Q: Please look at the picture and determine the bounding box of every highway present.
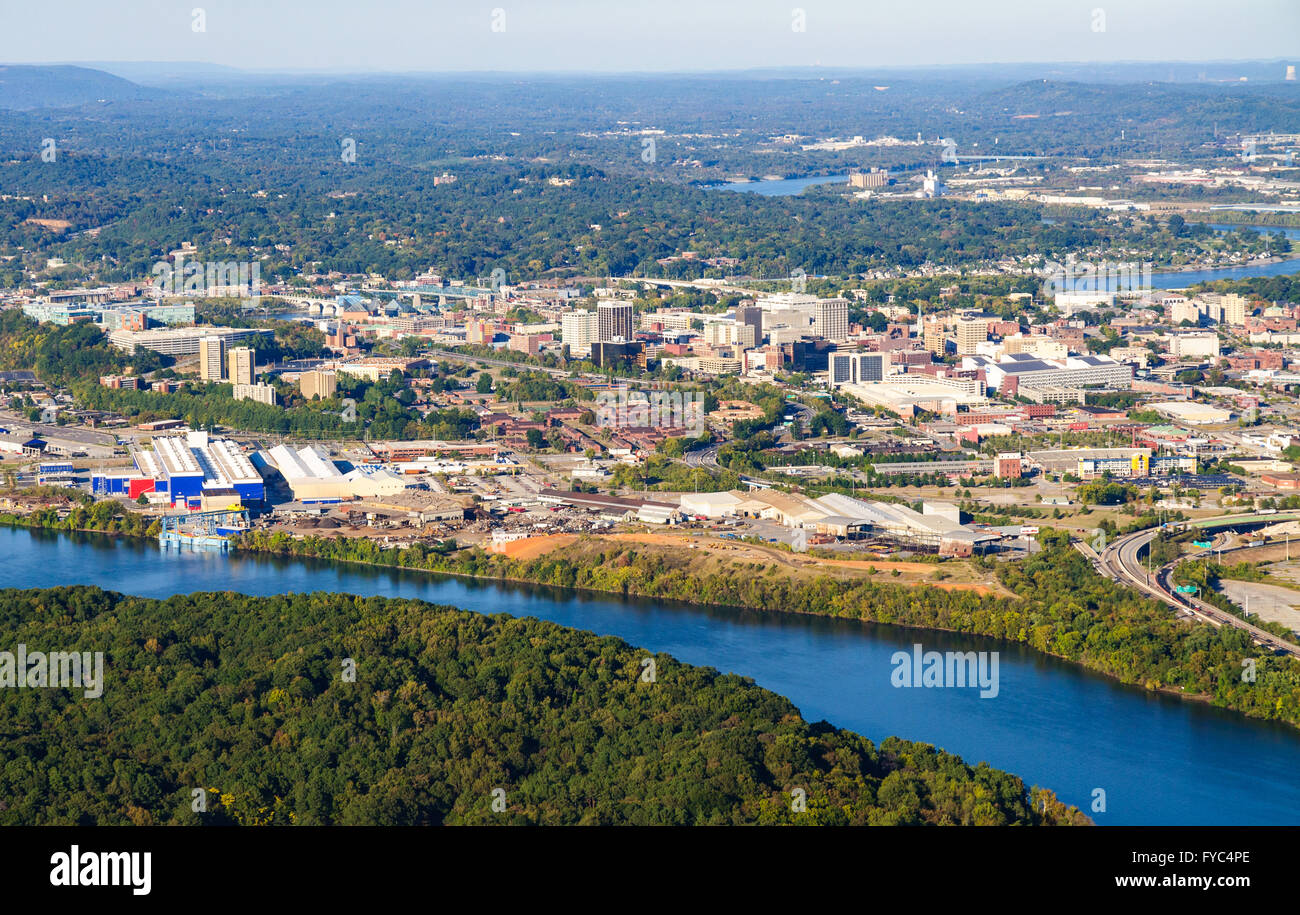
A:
[684,443,720,468]
[424,349,574,379]
[1092,527,1300,659]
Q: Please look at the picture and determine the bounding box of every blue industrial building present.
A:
[93,432,263,506]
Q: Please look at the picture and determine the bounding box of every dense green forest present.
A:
[230,527,1300,729]
[2,73,1295,286]
[0,310,166,385]
[0,586,1086,826]
[0,309,479,439]
[72,378,480,440]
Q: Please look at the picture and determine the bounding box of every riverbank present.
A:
[7,522,1299,825]
[6,505,1296,733]
[238,528,1297,722]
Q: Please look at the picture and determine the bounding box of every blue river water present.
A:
[3,526,1300,825]
[706,175,848,195]
[1152,224,1300,288]
[1151,257,1300,288]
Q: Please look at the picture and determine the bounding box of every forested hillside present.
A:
[0,586,1086,826]
[232,528,1300,729]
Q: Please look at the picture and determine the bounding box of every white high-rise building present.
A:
[703,322,756,348]
[814,299,849,342]
[955,318,988,356]
[199,336,227,382]
[562,310,599,355]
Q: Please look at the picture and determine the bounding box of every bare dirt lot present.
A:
[493,530,1011,597]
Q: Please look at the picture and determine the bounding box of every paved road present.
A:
[1092,528,1300,659]
[424,349,574,379]
[684,444,720,468]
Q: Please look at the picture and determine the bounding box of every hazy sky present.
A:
[2,0,1297,73]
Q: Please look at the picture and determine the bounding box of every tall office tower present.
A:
[561,310,599,354]
[814,299,850,342]
[923,319,947,356]
[735,304,764,345]
[955,317,988,356]
[227,347,255,387]
[596,301,634,342]
[199,336,227,382]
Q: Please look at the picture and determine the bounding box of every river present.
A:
[1148,223,1300,288]
[6,527,1300,824]
[705,175,848,196]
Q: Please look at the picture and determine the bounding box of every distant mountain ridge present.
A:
[0,64,165,110]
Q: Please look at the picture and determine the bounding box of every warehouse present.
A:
[538,489,677,521]
[810,493,995,555]
[679,491,754,519]
[1148,401,1233,425]
[261,445,411,502]
[673,487,995,555]
[741,489,826,526]
[0,422,116,458]
[0,432,45,456]
[264,444,352,502]
[92,432,263,506]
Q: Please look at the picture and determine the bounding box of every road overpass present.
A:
[424,349,574,378]
[1092,526,1300,659]
[1184,511,1300,530]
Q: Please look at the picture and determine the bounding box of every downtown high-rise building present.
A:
[923,319,947,356]
[814,299,850,342]
[829,352,886,387]
[735,304,764,345]
[561,310,599,354]
[703,321,756,348]
[955,317,988,356]
[199,336,227,382]
[227,347,256,387]
[596,301,634,342]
